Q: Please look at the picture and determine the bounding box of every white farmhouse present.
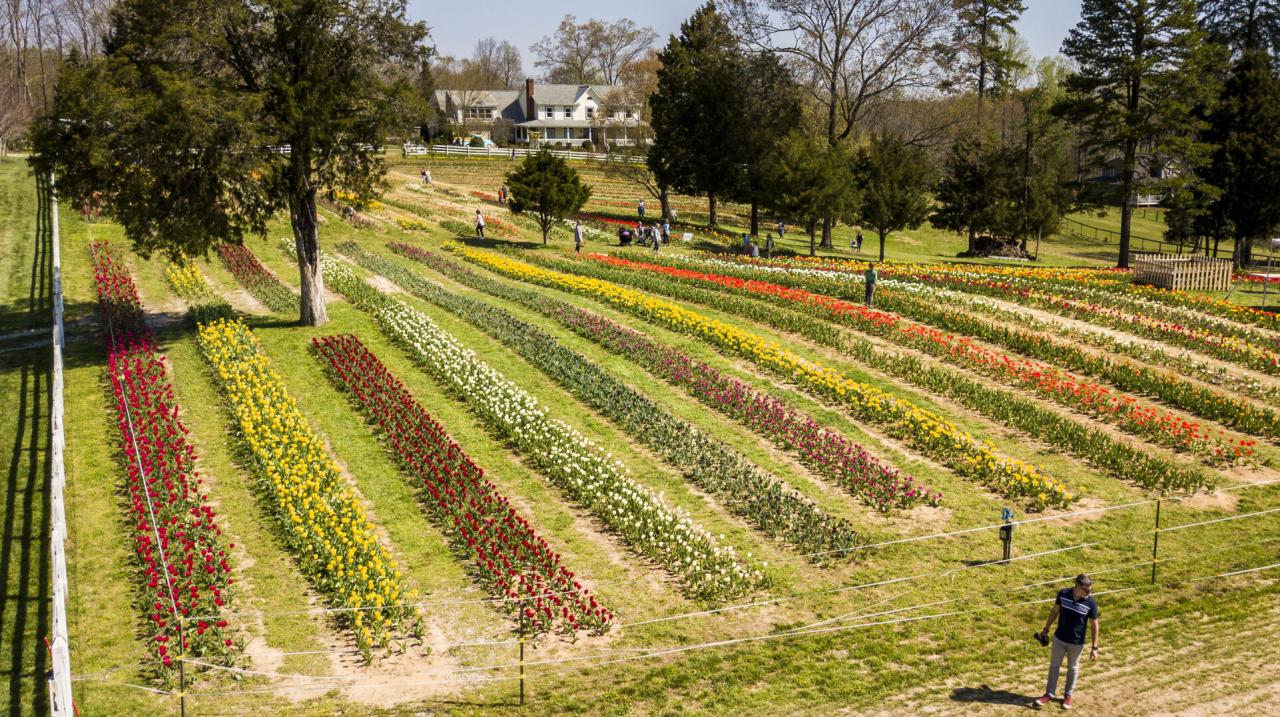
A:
[431,79,647,148]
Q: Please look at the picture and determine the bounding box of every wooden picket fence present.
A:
[1132,253,1233,292]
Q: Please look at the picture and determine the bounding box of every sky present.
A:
[413,0,1084,76]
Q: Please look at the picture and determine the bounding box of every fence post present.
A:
[1151,499,1162,585]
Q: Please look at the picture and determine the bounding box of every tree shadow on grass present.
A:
[950,684,1036,707]
[454,235,541,251]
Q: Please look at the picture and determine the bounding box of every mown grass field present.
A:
[3,153,1280,716]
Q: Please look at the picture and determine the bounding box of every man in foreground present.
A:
[1033,574,1100,710]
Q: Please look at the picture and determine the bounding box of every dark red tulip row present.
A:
[311,334,612,637]
[215,243,297,313]
[90,242,236,673]
[389,242,936,513]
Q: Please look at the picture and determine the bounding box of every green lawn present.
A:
[4,155,1280,716]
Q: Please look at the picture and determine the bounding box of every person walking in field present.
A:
[662,219,671,244]
[777,220,786,240]
[855,229,864,252]
[475,209,486,239]
[764,233,774,259]
[574,221,584,254]
[424,168,432,185]
[864,262,878,307]
[1032,574,1100,711]
[637,198,646,220]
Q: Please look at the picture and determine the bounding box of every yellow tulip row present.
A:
[454,247,1072,509]
[165,259,209,301]
[196,317,417,659]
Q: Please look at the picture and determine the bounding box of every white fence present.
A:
[47,173,75,717]
[414,143,644,163]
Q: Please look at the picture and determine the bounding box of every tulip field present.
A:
[4,157,1280,717]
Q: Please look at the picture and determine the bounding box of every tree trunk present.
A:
[290,187,328,326]
[967,227,977,254]
[1118,135,1138,270]
[708,193,717,226]
[821,214,833,249]
[750,202,759,237]
[660,187,671,221]
[879,230,887,262]
[808,219,816,257]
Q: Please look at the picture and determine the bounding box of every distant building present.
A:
[431,79,647,147]
[1077,150,1179,207]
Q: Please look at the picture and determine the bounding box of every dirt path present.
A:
[856,585,1280,717]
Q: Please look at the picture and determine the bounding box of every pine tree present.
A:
[952,0,1028,103]
[1199,0,1280,56]
[649,2,749,226]
[1059,0,1217,268]
[1202,49,1280,265]
[760,131,859,256]
[854,134,934,262]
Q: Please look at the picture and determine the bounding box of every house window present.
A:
[586,106,595,119]
[465,107,494,120]
[563,106,572,119]
[623,109,633,119]
[544,105,554,119]
[544,127,557,140]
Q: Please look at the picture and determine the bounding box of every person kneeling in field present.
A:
[1032,574,1100,710]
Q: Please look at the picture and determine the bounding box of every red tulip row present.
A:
[89,242,236,674]
[312,334,612,636]
[589,254,1255,465]
[216,243,297,313]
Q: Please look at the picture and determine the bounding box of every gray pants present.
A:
[864,283,876,308]
[1046,637,1085,697]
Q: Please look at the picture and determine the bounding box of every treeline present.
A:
[638,0,1280,269]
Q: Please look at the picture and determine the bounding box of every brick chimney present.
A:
[525,79,535,121]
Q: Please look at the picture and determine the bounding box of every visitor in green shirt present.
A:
[864,262,878,308]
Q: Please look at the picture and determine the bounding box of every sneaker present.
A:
[1032,694,1054,709]
[1062,695,1073,710]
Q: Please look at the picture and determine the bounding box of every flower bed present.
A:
[589,255,1255,466]
[197,317,417,659]
[657,253,1280,441]
[312,334,611,635]
[90,243,236,674]
[165,258,209,301]
[339,243,864,556]
[310,251,762,599]
[451,246,1074,510]
[215,244,297,313]
[537,252,1212,494]
[388,242,936,512]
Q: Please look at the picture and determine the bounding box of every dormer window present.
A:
[464,107,494,120]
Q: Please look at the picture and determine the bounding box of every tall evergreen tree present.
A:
[760,131,860,256]
[733,50,803,237]
[854,133,934,262]
[1059,0,1217,268]
[1199,0,1280,56]
[951,0,1027,103]
[32,0,429,326]
[1202,49,1280,265]
[649,2,748,226]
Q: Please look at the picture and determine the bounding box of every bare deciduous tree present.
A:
[531,14,657,85]
[727,0,954,245]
